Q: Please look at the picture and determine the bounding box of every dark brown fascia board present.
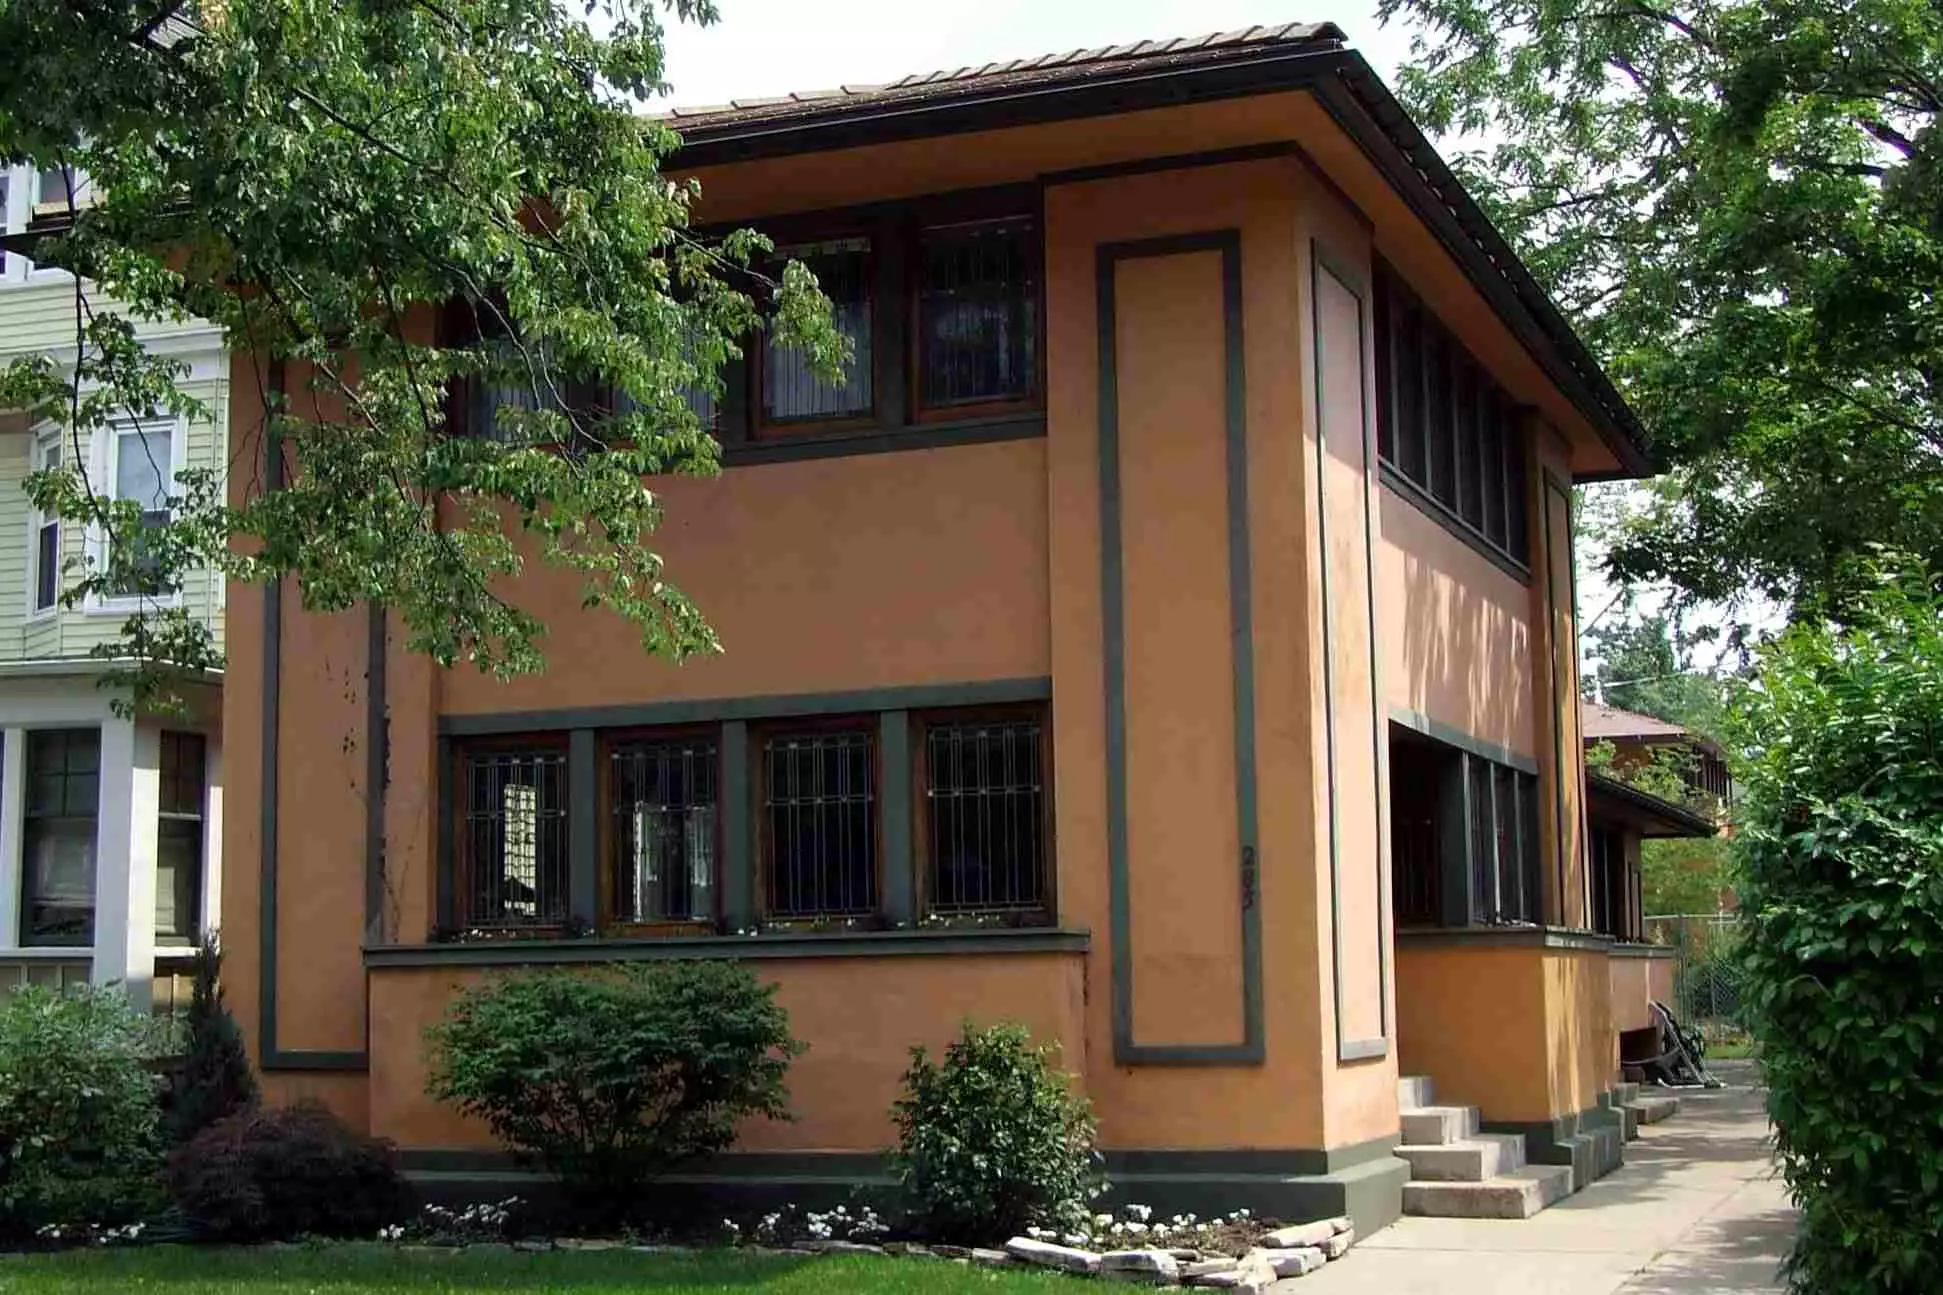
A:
[1588,771,1718,839]
[672,47,1653,480]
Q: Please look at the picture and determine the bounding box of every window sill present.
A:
[82,595,185,619]
[1378,464,1532,584]
[366,925,1090,967]
[721,412,1043,467]
[1396,924,1612,952]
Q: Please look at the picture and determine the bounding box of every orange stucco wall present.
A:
[1396,941,1617,1124]
[223,87,1617,1168]
[1609,950,1676,1036]
[369,953,1086,1151]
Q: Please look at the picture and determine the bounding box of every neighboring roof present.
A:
[662,23,1346,131]
[665,23,1652,478]
[1587,772,1719,840]
[1581,701,1693,743]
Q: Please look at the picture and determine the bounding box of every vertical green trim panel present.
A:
[879,711,915,925]
[435,735,455,932]
[364,603,387,938]
[257,409,367,1073]
[568,729,598,928]
[721,721,755,931]
[1311,243,1391,1063]
[1439,753,1472,928]
[1098,229,1263,1067]
[1541,472,1569,926]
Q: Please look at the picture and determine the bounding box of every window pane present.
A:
[27,729,99,819]
[610,737,717,923]
[1455,360,1482,529]
[35,519,59,612]
[918,220,1036,408]
[1480,391,1507,550]
[1396,301,1426,483]
[36,165,73,208]
[159,731,206,817]
[116,427,172,511]
[925,717,1046,912]
[1466,755,1495,923]
[461,750,568,928]
[1506,421,1530,563]
[24,819,95,944]
[763,239,872,423]
[763,730,875,917]
[472,336,570,443]
[1426,335,1455,507]
[156,817,202,943]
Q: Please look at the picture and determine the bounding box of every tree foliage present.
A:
[1383,0,1943,618]
[1583,613,1731,739]
[0,0,842,703]
[1732,563,1943,1291]
[425,962,803,1213]
[163,932,257,1146]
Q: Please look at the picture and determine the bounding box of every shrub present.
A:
[891,1021,1100,1242]
[1734,566,1943,1292]
[0,984,164,1231]
[425,962,803,1210]
[163,933,257,1145]
[167,1101,411,1241]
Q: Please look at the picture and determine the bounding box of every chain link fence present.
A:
[1644,913,1747,1043]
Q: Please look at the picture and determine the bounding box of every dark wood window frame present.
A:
[754,716,883,924]
[600,726,723,934]
[1388,724,1543,930]
[155,730,207,947]
[913,703,1055,923]
[454,735,572,933]
[1373,259,1533,576]
[22,726,101,948]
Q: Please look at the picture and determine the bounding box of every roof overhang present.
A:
[670,45,1653,479]
[1588,772,1718,839]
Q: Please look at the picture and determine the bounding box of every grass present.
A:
[0,1243,1089,1293]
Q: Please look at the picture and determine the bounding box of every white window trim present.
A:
[24,425,67,623]
[83,415,188,616]
[0,163,82,287]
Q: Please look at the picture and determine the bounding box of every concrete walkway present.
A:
[1306,1063,1795,1293]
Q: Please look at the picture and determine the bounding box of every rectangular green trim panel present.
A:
[1097,229,1264,1067]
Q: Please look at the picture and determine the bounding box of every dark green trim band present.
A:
[1378,464,1534,585]
[1541,477,1573,926]
[1388,707,1541,776]
[720,412,1042,467]
[1097,229,1264,1067]
[879,712,915,925]
[568,730,598,927]
[721,722,755,931]
[364,603,387,939]
[439,677,1052,738]
[1042,142,1298,187]
[1608,941,1674,961]
[366,927,1090,967]
[435,735,456,931]
[1396,924,1611,952]
[258,407,370,1074]
[1311,240,1392,1066]
[1106,1134,1400,1179]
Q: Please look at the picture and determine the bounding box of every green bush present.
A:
[167,1101,411,1241]
[1734,567,1943,1292]
[0,984,164,1231]
[891,1021,1100,1242]
[163,933,257,1145]
[425,962,803,1210]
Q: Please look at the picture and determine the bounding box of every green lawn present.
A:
[0,1243,1088,1293]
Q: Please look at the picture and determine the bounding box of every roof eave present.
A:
[673,49,1653,479]
[1588,772,1718,838]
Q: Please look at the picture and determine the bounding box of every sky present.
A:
[655,2,1414,111]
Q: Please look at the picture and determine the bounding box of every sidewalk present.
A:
[1305,1062,1795,1294]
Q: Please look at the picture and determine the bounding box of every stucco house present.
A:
[175,23,1691,1236]
[0,161,226,1008]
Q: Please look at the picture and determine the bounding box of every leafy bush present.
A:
[891,1021,1100,1242]
[1734,567,1943,1292]
[163,933,257,1145]
[425,962,803,1209]
[0,984,164,1231]
[167,1100,411,1241]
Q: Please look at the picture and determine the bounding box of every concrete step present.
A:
[1400,1104,1481,1146]
[1402,1164,1575,1220]
[1397,1075,1435,1110]
[1611,1081,1641,1106]
[1630,1094,1680,1125]
[1395,1133,1527,1182]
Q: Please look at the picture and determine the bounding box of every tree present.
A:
[1381,0,1943,620]
[1583,613,1730,739]
[1732,562,1943,1291]
[164,931,257,1145]
[0,0,842,705]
